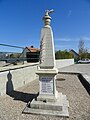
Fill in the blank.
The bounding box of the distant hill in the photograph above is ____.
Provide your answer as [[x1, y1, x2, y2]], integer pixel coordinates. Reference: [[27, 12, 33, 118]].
[[0, 52, 9, 58], [0, 52, 21, 59]]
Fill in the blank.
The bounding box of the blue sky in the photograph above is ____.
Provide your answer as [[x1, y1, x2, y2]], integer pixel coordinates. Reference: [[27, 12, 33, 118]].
[[0, 0, 90, 53]]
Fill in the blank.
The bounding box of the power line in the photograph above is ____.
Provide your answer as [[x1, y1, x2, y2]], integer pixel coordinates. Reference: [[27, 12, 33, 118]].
[[0, 43, 24, 49]]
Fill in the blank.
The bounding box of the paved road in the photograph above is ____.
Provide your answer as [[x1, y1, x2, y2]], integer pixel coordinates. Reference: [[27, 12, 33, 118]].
[[58, 64, 90, 76]]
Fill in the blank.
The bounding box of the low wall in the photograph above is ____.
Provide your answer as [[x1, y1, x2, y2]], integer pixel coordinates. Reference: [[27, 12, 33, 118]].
[[56, 59, 74, 69], [0, 63, 39, 96], [0, 59, 74, 96]]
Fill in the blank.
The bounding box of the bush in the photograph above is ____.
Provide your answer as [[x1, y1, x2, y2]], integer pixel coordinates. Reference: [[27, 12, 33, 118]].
[[55, 50, 74, 59]]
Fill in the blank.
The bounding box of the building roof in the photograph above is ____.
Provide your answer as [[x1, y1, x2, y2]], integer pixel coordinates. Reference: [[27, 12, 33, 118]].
[[26, 46, 40, 52], [70, 49, 79, 56]]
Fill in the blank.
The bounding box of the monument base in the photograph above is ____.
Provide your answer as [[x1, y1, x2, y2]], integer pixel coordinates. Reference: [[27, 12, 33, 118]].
[[22, 92, 69, 117], [37, 90, 58, 102]]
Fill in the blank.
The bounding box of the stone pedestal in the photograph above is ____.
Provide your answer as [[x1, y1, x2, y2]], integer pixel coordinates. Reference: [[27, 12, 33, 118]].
[[23, 10, 69, 117], [23, 68, 69, 117], [23, 92, 69, 117], [36, 68, 58, 102]]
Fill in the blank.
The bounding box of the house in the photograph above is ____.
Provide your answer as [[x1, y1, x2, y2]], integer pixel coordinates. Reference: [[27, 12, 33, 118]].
[[70, 49, 79, 63], [20, 46, 40, 63]]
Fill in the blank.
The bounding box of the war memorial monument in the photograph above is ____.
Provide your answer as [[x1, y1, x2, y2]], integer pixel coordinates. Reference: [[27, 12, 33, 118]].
[[23, 10, 69, 117]]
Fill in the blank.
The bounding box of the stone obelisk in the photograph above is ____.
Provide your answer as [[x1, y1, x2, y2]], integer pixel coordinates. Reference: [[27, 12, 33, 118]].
[[36, 10, 58, 101], [23, 10, 69, 117]]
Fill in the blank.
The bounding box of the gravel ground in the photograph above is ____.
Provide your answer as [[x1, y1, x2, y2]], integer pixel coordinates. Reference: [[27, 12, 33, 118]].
[[0, 74, 90, 120]]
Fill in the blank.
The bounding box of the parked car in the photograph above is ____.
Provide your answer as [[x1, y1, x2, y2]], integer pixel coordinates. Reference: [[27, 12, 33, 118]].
[[78, 58, 90, 64]]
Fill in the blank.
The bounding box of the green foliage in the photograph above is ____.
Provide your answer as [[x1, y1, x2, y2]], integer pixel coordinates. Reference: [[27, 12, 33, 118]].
[[55, 50, 74, 59], [80, 52, 90, 59], [9, 53, 21, 58], [78, 39, 90, 59]]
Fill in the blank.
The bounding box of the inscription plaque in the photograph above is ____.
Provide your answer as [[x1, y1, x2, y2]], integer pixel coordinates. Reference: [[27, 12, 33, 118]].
[[40, 76, 53, 94]]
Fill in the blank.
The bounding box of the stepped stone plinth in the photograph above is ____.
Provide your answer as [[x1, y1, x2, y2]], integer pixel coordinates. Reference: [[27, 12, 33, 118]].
[[23, 10, 69, 117]]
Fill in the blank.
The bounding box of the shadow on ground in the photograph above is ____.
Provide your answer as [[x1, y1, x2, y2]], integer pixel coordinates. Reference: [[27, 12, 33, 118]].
[[78, 74, 90, 95], [7, 90, 38, 103], [6, 70, 38, 103]]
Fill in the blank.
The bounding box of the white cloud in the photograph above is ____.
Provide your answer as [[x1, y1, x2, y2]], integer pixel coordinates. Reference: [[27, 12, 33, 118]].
[[55, 44, 70, 50], [57, 38, 70, 41], [54, 36, 90, 51], [55, 37, 90, 42], [55, 38, 72, 42], [83, 37, 90, 41], [55, 38, 79, 42]]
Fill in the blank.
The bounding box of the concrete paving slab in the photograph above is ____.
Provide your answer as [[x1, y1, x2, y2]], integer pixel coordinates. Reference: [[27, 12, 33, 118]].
[[58, 64, 90, 84]]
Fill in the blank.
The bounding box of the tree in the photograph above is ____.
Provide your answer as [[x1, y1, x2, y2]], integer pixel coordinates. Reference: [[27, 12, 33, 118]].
[[79, 39, 84, 54], [55, 50, 73, 59], [9, 53, 21, 58], [78, 39, 88, 59]]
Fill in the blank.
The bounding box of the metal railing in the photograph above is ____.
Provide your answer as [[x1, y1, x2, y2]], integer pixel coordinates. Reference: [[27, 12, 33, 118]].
[[0, 43, 40, 66]]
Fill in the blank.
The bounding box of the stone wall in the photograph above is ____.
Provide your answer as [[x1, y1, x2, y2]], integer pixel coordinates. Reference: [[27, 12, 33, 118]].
[[0, 59, 74, 96], [0, 63, 38, 96], [56, 59, 74, 69]]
